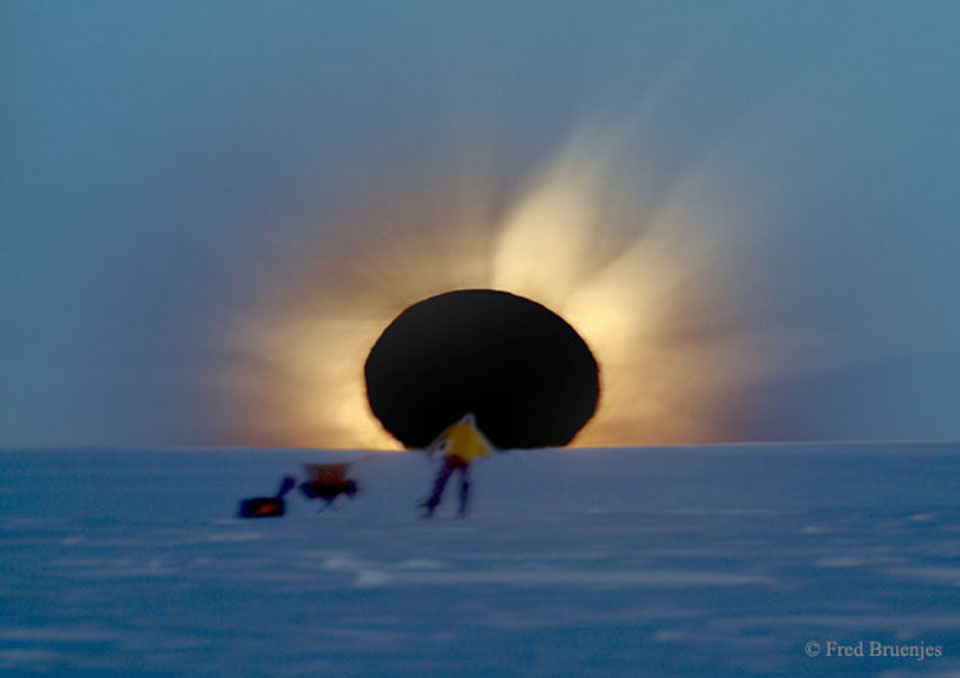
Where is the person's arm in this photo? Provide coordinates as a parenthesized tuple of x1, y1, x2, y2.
(476, 428, 498, 456)
(424, 430, 449, 459)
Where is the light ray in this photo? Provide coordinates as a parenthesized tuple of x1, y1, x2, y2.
(233, 127, 754, 448)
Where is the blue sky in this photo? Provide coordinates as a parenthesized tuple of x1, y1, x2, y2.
(2, 1, 959, 447)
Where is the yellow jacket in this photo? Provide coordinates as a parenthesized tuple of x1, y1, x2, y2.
(437, 419, 491, 463)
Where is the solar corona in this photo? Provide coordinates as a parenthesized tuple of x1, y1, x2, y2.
(238, 131, 746, 449)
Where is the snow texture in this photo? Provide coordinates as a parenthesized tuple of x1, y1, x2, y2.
(2, 444, 960, 677)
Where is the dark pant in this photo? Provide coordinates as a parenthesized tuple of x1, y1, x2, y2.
(424, 456, 471, 516)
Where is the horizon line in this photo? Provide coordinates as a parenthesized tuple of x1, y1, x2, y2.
(2, 439, 959, 453)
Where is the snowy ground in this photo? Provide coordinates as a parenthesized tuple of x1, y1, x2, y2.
(3, 444, 960, 677)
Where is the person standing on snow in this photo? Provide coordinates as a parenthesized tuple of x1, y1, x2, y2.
(420, 413, 492, 518)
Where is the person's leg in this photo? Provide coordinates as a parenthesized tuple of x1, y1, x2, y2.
(423, 457, 455, 516)
(458, 463, 472, 517)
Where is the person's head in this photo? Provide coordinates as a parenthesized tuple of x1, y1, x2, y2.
(460, 413, 476, 427)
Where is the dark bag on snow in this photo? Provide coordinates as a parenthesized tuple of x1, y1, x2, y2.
(237, 475, 297, 519)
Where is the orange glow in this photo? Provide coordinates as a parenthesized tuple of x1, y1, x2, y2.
(231, 129, 755, 449)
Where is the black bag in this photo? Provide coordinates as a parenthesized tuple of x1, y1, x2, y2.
(237, 475, 297, 519)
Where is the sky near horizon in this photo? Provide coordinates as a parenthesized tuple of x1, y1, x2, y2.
(2, 1, 959, 448)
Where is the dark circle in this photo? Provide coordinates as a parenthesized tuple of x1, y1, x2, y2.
(364, 289, 599, 449)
